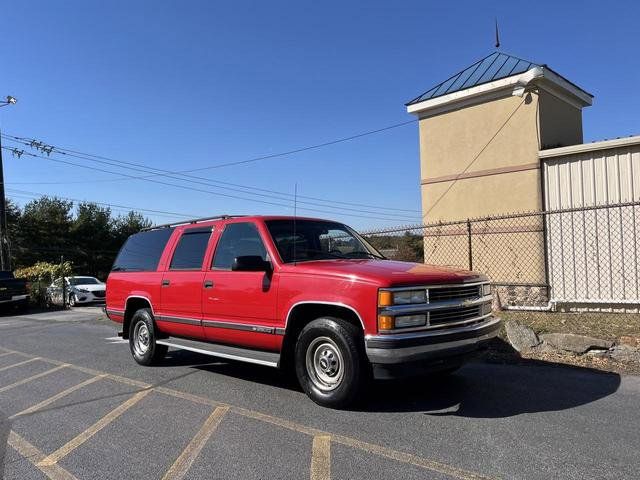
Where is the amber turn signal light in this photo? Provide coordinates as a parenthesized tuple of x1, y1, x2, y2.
(378, 291, 393, 307)
(377, 315, 394, 331)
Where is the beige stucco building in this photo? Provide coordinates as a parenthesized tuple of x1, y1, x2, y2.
(406, 52, 593, 223)
(403, 52, 640, 308)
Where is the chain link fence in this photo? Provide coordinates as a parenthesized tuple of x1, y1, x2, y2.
(361, 201, 640, 336)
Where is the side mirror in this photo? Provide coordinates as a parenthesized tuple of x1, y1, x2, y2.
(232, 256, 271, 272)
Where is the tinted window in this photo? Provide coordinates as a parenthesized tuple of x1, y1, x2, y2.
(265, 220, 383, 263)
(170, 230, 212, 270)
(112, 228, 175, 272)
(212, 223, 267, 270)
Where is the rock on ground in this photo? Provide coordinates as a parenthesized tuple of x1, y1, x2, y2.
(505, 321, 540, 352)
(608, 345, 640, 363)
(540, 333, 614, 354)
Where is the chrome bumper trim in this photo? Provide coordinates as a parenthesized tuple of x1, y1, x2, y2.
(0, 294, 29, 304)
(365, 316, 501, 364)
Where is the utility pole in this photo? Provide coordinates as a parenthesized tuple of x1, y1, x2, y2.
(0, 95, 17, 272)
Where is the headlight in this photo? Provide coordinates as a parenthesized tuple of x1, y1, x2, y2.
(378, 289, 426, 306)
(394, 314, 427, 328)
(394, 290, 427, 305)
(482, 283, 492, 296)
(377, 314, 427, 331)
(77, 288, 90, 293)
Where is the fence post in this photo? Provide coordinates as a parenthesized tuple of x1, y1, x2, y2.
(467, 219, 473, 271)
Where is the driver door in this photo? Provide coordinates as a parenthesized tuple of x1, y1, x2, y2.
(202, 221, 279, 351)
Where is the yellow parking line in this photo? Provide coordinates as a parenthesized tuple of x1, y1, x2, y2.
(4, 346, 498, 480)
(329, 434, 495, 480)
(11, 374, 107, 418)
(0, 364, 69, 393)
(8, 430, 79, 480)
(161, 406, 229, 480)
(38, 389, 152, 466)
(0, 357, 40, 372)
(155, 386, 220, 407)
(232, 406, 497, 480)
(310, 435, 331, 480)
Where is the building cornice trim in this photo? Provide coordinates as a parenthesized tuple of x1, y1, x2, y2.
(408, 67, 592, 118)
(539, 135, 640, 159)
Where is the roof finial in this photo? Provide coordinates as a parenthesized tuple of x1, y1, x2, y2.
(495, 17, 501, 49)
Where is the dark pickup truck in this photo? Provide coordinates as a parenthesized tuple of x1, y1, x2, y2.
(0, 271, 29, 311)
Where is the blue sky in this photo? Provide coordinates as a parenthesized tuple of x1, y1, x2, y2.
(1, 0, 639, 229)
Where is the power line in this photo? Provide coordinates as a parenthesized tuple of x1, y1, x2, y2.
(10, 120, 416, 173)
(6, 189, 202, 219)
(2, 146, 413, 222)
(3, 136, 420, 219)
(2, 123, 421, 215)
(3, 134, 421, 216)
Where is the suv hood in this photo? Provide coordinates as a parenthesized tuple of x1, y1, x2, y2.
(281, 259, 484, 286)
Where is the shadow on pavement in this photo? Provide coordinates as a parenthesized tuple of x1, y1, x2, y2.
(360, 359, 621, 417)
(167, 348, 622, 417)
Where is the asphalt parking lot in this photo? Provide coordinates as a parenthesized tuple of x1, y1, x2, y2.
(0, 307, 639, 480)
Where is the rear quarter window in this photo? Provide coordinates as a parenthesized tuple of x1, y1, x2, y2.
(112, 228, 175, 272)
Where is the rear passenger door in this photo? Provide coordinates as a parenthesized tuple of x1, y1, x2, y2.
(202, 222, 279, 351)
(156, 227, 213, 340)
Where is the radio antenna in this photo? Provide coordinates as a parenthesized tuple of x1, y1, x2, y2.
(293, 183, 298, 266)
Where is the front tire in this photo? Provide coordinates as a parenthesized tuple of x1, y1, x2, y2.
(68, 294, 76, 307)
(128, 308, 167, 366)
(295, 317, 367, 408)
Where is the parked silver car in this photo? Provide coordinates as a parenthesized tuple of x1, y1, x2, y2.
(47, 276, 106, 307)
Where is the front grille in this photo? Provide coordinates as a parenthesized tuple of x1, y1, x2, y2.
(429, 285, 481, 303)
(430, 306, 481, 326)
(93, 290, 106, 298)
(380, 282, 491, 334)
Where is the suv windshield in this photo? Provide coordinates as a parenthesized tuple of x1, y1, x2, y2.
(68, 277, 100, 286)
(265, 219, 384, 263)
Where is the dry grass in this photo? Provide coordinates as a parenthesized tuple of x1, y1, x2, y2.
(495, 310, 640, 341)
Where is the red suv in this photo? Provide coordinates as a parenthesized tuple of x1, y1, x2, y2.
(106, 215, 499, 408)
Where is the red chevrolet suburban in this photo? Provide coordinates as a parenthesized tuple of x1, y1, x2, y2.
(105, 215, 499, 408)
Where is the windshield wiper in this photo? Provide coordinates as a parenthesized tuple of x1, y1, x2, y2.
(294, 249, 346, 260)
(344, 251, 385, 260)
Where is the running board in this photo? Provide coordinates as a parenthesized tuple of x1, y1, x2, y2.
(156, 338, 280, 368)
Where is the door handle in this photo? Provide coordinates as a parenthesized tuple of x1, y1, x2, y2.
(161, 279, 170, 287)
(203, 280, 214, 289)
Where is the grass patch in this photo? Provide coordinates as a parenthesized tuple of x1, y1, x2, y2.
(495, 310, 640, 341)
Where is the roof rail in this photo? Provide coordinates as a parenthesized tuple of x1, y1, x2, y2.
(141, 215, 246, 232)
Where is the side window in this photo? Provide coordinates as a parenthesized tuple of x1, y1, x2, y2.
(169, 229, 212, 270)
(112, 228, 175, 272)
(212, 223, 267, 270)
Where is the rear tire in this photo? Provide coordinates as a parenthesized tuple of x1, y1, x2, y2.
(294, 317, 367, 408)
(129, 308, 167, 366)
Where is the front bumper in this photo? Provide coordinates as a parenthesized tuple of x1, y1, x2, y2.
(72, 292, 105, 303)
(0, 294, 29, 304)
(365, 316, 501, 379)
